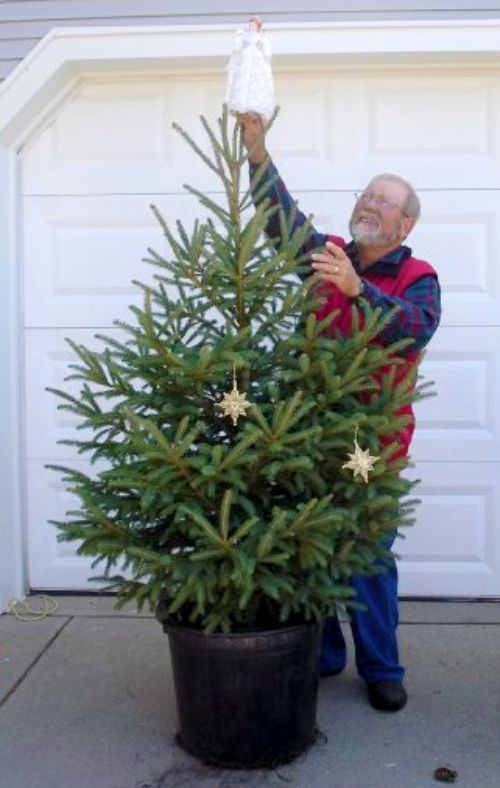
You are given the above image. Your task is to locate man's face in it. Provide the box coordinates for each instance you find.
[349,178,413,247]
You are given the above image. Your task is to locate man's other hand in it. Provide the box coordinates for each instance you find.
[311,241,363,299]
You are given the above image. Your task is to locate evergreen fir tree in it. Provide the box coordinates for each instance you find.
[48,108,424,633]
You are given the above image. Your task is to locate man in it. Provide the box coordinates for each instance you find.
[240,112,441,712]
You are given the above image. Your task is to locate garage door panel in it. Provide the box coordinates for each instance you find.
[367,84,492,159]
[23,194,206,327]
[265,75,338,185]
[51,83,169,163]
[21,70,500,197]
[29,328,500,466]
[21,76,226,195]
[413,328,500,462]
[410,192,500,327]
[21,72,342,196]
[333,72,500,190]
[248,70,500,192]
[25,328,122,462]
[27,459,115,590]
[28,327,498,464]
[398,462,500,596]
[30,459,500,596]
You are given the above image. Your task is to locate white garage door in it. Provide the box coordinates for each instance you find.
[21,66,500,596]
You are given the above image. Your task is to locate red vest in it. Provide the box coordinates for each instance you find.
[315,235,437,459]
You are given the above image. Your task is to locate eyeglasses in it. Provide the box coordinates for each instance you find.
[354,191,408,216]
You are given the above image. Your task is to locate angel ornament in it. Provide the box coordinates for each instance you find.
[225,16,275,119]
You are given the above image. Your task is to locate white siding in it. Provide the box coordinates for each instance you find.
[1,1,500,80]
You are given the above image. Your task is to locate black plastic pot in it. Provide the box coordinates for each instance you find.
[164,621,321,768]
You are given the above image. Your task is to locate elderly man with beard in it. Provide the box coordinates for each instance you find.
[240,113,441,713]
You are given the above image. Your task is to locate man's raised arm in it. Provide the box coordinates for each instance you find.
[239,113,328,264]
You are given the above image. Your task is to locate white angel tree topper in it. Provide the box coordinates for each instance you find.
[225,16,275,119]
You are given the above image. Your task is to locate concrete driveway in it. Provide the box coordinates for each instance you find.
[1,597,499,788]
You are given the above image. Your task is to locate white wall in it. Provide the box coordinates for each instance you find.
[1,1,500,79]
[0,142,24,612]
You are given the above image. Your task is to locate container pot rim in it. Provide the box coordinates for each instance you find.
[159,618,321,639]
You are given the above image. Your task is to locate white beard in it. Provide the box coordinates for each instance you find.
[349,215,401,247]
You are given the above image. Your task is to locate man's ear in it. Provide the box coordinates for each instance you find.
[401,216,416,240]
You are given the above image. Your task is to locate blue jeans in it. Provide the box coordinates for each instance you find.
[319,551,404,684]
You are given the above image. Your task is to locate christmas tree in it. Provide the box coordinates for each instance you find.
[48,108,423,633]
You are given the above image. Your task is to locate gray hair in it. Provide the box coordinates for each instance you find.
[370,173,421,221]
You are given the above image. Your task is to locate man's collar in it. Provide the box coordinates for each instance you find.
[345,241,412,276]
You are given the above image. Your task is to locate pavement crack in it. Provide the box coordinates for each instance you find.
[0,615,73,711]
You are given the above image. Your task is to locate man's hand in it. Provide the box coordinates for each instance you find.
[239,112,268,164]
[311,241,363,298]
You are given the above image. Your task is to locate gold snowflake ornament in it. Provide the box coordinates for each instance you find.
[342,429,379,483]
[216,368,252,426]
